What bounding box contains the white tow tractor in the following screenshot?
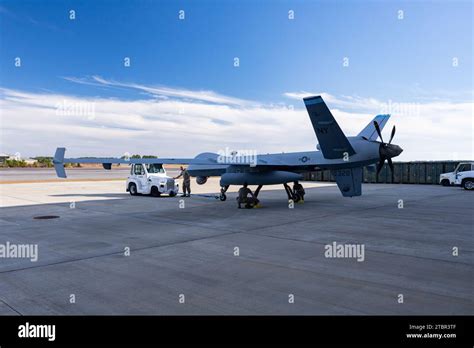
[439,162,474,190]
[126,163,179,196]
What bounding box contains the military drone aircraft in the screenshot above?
[54,96,403,202]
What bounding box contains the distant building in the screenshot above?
[0,154,37,166]
[0,153,9,165]
[24,158,38,165]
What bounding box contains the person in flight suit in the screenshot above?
[237,183,259,208]
[175,166,191,197]
[293,181,305,202]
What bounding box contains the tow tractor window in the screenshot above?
[146,163,164,174]
[134,164,145,175]
[457,164,470,173]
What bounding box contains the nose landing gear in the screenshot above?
[219,185,229,201]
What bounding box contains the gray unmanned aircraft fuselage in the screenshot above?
[53,96,403,202]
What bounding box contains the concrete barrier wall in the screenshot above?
[303,161,469,184]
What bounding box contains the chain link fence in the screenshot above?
[303,161,469,184]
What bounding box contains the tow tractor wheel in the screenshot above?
[129,183,138,196]
[219,193,227,201]
[150,186,161,197]
[441,179,450,186]
[462,179,474,190]
[169,191,177,197]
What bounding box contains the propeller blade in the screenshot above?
[387,157,394,172]
[376,160,384,178]
[373,121,384,143]
[387,158,394,181]
[388,125,396,144]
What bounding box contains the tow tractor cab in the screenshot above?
[439,162,474,190]
[126,163,179,197]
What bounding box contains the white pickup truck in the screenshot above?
[126,163,179,196]
[439,162,474,190]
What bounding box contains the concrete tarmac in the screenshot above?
[0,177,472,315]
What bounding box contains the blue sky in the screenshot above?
[0,0,472,159]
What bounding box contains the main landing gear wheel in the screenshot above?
[283,183,296,202]
[293,193,301,203]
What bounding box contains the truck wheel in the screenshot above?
[441,179,450,186]
[150,186,161,197]
[169,191,176,197]
[129,183,138,196]
[462,179,474,190]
